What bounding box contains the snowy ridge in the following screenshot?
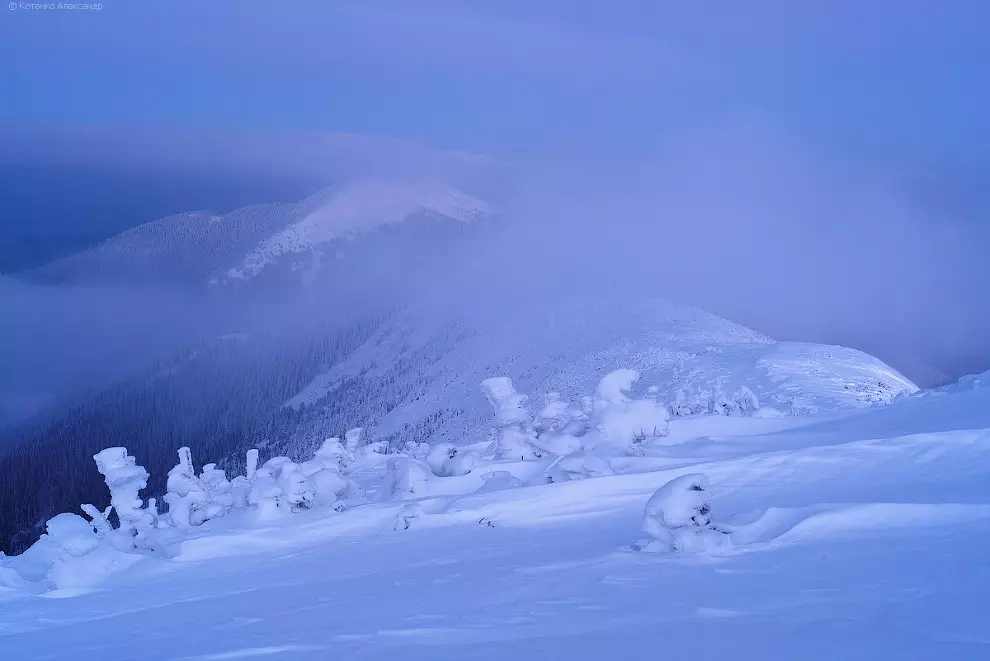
[279,297,916,454]
[225,180,493,281]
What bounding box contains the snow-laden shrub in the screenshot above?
[92,447,158,549]
[42,513,138,590]
[402,441,433,461]
[426,442,476,477]
[531,392,590,456]
[544,452,615,484]
[481,377,544,460]
[670,387,711,417]
[638,473,730,553]
[199,464,234,514]
[378,456,433,501]
[733,386,761,414]
[312,437,355,473]
[345,427,363,454]
[276,462,315,511]
[300,444,363,510]
[534,393,570,434]
[591,370,670,453]
[230,448,259,508]
[246,457,316,516]
[164,448,225,528]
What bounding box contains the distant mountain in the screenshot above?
[24,179,495,290]
[220,180,493,286]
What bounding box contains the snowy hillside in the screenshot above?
[1,364,986,659]
[275,297,916,457]
[25,205,294,285]
[22,179,494,288]
[223,180,493,284]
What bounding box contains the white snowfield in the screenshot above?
[3,368,990,660]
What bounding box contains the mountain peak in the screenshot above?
[224,179,493,282]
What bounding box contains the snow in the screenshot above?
[1,368,989,659]
[226,180,493,281]
[281,297,918,456]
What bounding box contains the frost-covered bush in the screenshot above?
[41,513,138,590]
[300,443,363,510]
[275,461,315,511]
[199,464,234,514]
[402,441,433,461]
[378,456,433,501]
[345,427,363,454]
[591,370,669,453]
[246,457,315,516]
[230,448,259,509]
[534,393,570,434]
[544,452,614,484]
[733,386,760,414]
[92,447,158,549]
[481,377,544,460]
[426,442,476,477]
[164,448,225,528]
[638,473,730,553]
[311,437,355,473]
[531,392,590,456]
[249,458,314,513]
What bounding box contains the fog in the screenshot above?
[2,118,989,432]
[434,123,990,386]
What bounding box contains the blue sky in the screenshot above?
[1,0,988,235]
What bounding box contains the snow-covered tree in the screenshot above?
[378,456,433,501]
[41,513,134,590]
[312,437,355,473]
[592,370,670,453]
[711,381,739,416]
[274,461,315,512]
[425,442,475,477]
[534,392,569,434]
[164,448,225,528]
[345,427,363,454]
[638,473,730,553]
[92,447,157,549]
[199,463,234,514]
[300,443,362,510]
[732,386,761,414]
[481,377,543,460]
[230,448,259,509]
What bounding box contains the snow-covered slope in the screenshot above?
[224,180,493,283]
[275,296,916,456]
[26,204,294,285]
[23,179,494,288]
[1,369,986,660]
